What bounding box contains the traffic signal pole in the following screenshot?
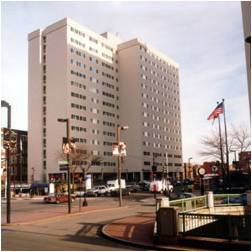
[66,119,71,214]
[117,126,122,207]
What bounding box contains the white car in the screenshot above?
[88,185,108,196]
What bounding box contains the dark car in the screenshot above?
[44,193,75,204]
[169,192,195,200]
[126,184,141,193]
[221,194,247,205]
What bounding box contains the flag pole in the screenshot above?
[217,102,225,185]
[222,98,230,189]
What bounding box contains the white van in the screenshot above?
[106,179,126,192]
[150,180,173,193]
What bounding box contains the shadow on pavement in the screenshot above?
[62,222,141,250]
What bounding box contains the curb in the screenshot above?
[101,223,187,251]
[2,206,128,226]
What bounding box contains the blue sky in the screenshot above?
[1,1,250,163]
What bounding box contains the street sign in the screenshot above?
[58,160,68,165]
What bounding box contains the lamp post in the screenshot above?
[1,100,11,223]
[188,157,192,180]
[57,118,71,214]
[116,125,128,207]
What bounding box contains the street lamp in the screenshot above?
[188,157,193,180]
[57,118,71,214]
[116,125,128,207]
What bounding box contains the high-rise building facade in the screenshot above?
[28,17,183,183]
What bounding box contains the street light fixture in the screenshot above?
[57,118,71,214]
[1,100,11,223]
[116,125,129,207]
[188,157,193,180]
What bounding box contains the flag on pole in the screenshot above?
[207,102,224,120]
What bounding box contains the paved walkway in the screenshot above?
[103,212,155,246]
[102,213,251,251]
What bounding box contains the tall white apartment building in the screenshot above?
[28,17,183,184]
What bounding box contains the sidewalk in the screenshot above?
[102,213,193,251]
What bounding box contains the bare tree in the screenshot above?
[230,125,251,153]
[199,125,250,160]
[58,145,102,197]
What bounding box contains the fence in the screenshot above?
[168,193,245,212]
[170,195,207,212]
[157,193,250,241]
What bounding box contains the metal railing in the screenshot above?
[179,212,251,241]
[167,193,245,213]
[213,193,243,206]
[170,195,207,212]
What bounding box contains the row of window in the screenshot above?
[143,111,180,120]
[102,81,119,91]
[141,82,180,96]
[103,121,116,127]
[139,45,178,72]
[103,131,115,137]
[103,111,116,118]
[71,126,86,132]
[70,47,117,72]
[143,152,181,158]
[140,63,178,79]
[71,70,86,79]
[71,103,86,110]
[70,37,116,63]
[71,114,86,121]
[70,37,86,49]
[71,80,86,90]
[71,92,86,100]
[142,141,182,150]
[143,161,182,167]
[70,27,114,53]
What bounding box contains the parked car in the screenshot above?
[126,184,141,193]
[110,188,131,197]
[221,194,247,205]
[106,179,126,192]
[14,187,31,197]
[138,181,151,191]
[169,192,195,200]
[87,185,109,197]
[44,193,75,204]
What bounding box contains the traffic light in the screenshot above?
[152,165,157,172]
[9,131,17,150]
[2,129,17,150]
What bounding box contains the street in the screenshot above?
[1,193,155,251]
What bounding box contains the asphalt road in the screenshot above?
[1,193,155,251]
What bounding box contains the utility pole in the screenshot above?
[1,100,11,223]
[58,118,71,214]
[116,125,128,207]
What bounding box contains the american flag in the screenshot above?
[207,102,224,120]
